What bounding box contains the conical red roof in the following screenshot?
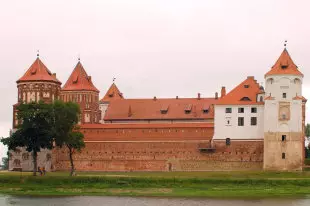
[17,57,61,84]
[62,61,99,92]
[265,48,303,77]
[100,83,123,102]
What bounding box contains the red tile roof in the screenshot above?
[265,48,303,77]
[217,76,264,105]
[104,97,218,120]
[100,83,123,102]
[62,61,99,92]
[17,58,61,84]
[81,123,214,129]
[293,96,307,102]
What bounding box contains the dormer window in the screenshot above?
[244,85,250,88]
[108,93,114,97]
[240,97,251,101]
[203,109,209,114]
[160,104,169,114]
[184,104,192,114]
[281,65,288,69]
[202,105,209,114]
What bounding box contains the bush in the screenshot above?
[305,158,310,165]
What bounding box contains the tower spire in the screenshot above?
[37,50,40,58]
[284,40,287,48]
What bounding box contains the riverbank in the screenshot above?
[0,171,310,198]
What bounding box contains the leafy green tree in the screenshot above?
[1,157,8,170]
[306,124,310,138]
[52,100,85,176]
[1,101,54,176]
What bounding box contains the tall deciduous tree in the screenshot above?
[52,100,85,176]
[1,101,54,176]
[305,124,310,138]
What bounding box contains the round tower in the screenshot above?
[13,56,61,128]
[10,55,61,172]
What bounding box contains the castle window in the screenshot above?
[282,153,286,159]
[238,117,244,126]
[282,135,286,141]
[282,93,287,98]
[225,108,232,113]
[251,117,257,126]
[238,108,244,113]
[251,107,257,113]
[226,138,231,146]
[259,96,263,102]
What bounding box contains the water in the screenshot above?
[0,196,310,206]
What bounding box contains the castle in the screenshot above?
[9,47,306,171]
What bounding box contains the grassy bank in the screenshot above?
[0,171,310,198]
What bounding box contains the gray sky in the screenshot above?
[1,0,310,159]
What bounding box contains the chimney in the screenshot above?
[176,96,179,99]
[197,93,201,100]
[153,96,157,101]
[221,87,226,98]
[215,92,218,99]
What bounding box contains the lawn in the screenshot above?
[0,171,310,198]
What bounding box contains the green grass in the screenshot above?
[1,171,310,198]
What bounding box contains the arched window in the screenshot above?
[259,96,263,102]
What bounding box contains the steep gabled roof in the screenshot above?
[265,48,303,77]
[104,97,218,120]
[17,57,61,84]
[62,61,99,92]
[100,83,123,102]
[217,76,263,105]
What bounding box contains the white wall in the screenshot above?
[264,74,303,133]
[213,105,264,140]
[265,75,302,100]
[264,99,302,133]
[99,103,109,124]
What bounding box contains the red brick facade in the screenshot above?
[54,140,263,171]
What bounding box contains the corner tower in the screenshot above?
[99,82,123,123]
[264,48,306,170]
[61,60,100,124]
[14,56,61,128]
[10,55,61,172]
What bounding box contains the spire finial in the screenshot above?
[113,77,116,83]
[37,50,39,57]
[78,54,80,61]
[284,40,287,48]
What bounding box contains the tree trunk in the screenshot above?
[68,146,75,176]
[32,150,37,176]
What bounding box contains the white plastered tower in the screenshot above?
[263,47,306,171]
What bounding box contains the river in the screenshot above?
[0,196,310,206]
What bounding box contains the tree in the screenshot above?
[52,100,85,176]
[306,124,310,138]
[1,157,8,170]
[1,101,54,176]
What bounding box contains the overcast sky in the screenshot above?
[1,0,310,159]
